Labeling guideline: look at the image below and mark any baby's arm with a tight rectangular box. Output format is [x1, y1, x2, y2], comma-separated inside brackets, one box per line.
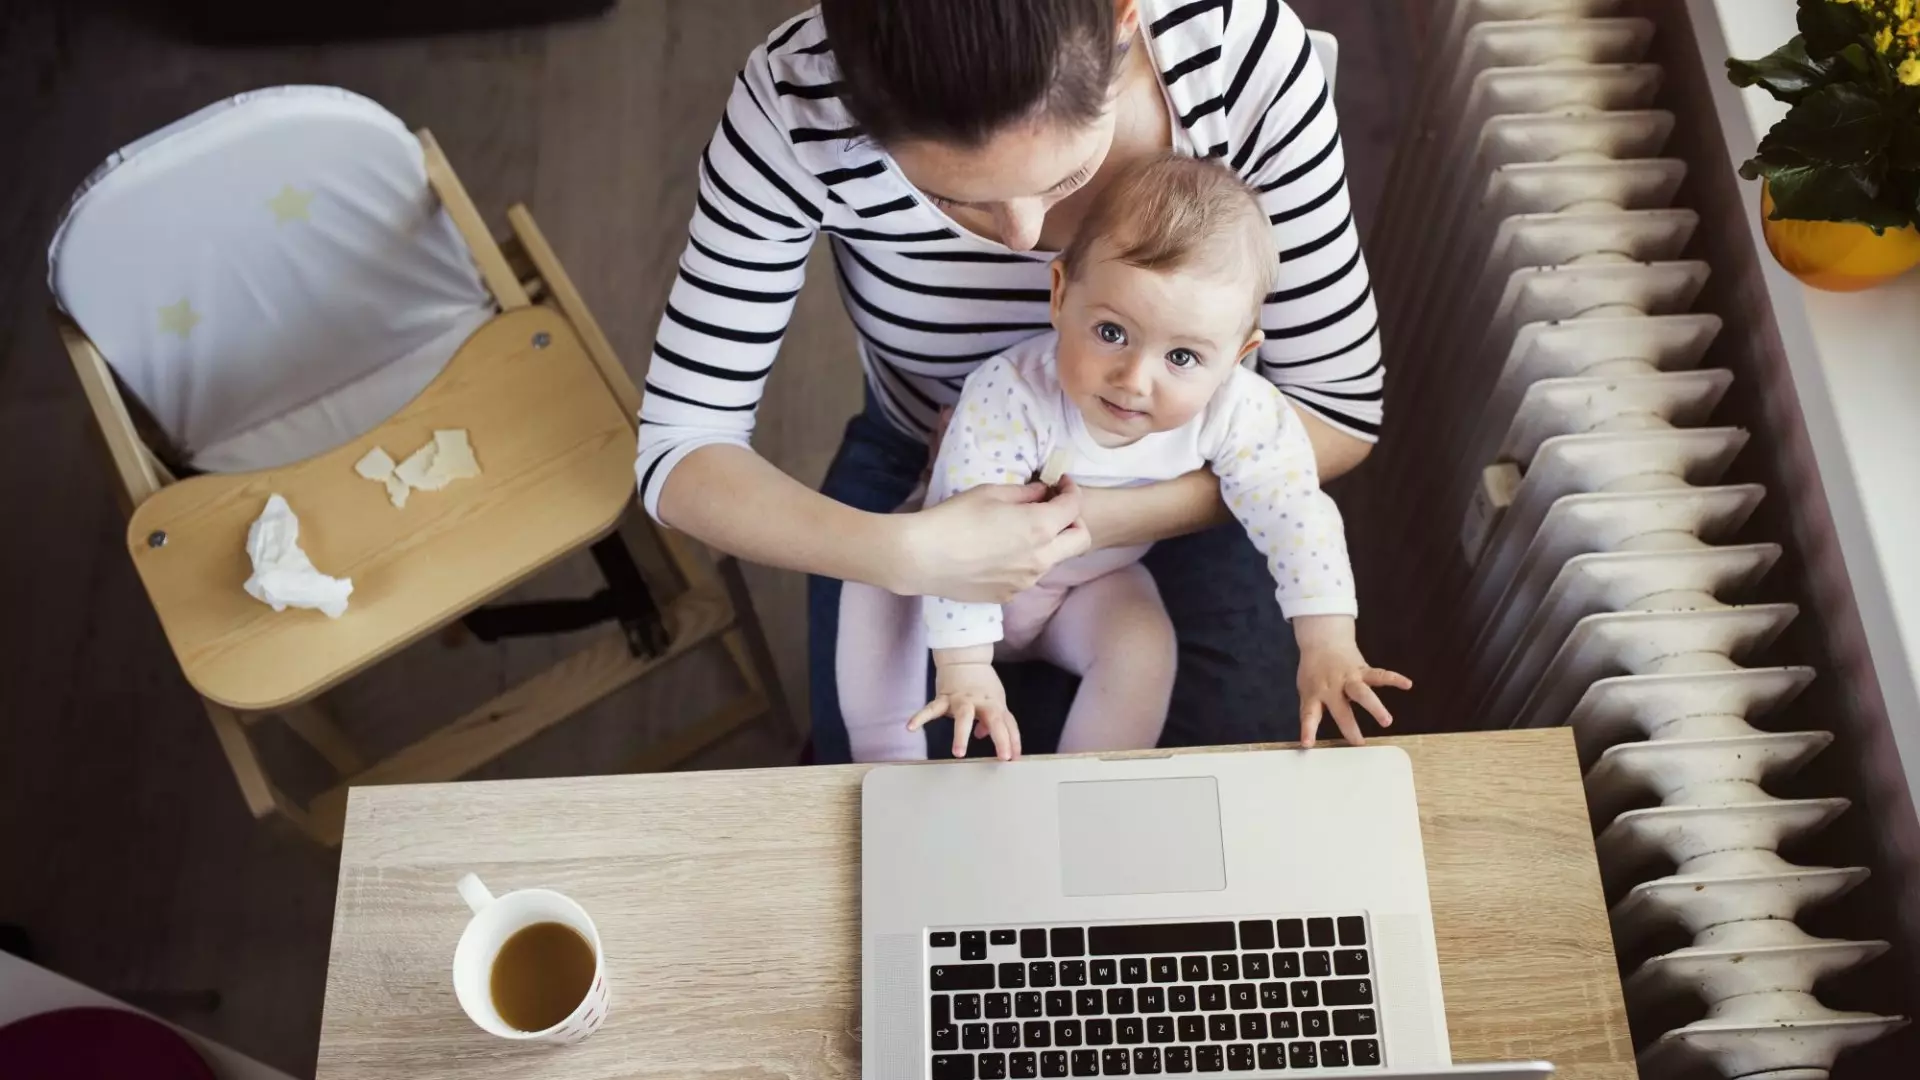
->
[1210, 377, 1410, 746]
[912, 359, 1051, 759]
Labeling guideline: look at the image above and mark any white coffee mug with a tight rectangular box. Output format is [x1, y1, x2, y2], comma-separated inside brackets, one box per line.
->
[453, 873, 610, 1043]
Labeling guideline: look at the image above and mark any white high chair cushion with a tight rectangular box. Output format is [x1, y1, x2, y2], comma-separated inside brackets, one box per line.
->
[48, 85, 494, 473]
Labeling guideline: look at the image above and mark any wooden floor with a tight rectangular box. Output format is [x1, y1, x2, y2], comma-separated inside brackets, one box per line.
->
[0, 1, 1412, 1074]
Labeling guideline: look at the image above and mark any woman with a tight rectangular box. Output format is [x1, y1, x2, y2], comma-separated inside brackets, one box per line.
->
[638, 0, 1382, 762]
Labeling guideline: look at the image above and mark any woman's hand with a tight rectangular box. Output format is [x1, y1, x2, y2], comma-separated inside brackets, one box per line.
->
[1293, 615, 1412, 748]
[891, 479, 1090, 602]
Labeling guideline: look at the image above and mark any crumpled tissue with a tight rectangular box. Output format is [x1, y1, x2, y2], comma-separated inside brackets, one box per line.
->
[243, 494, 353, 618]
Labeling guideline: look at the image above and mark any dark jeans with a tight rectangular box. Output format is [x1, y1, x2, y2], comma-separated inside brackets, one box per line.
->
[807, 396, 1302, 764]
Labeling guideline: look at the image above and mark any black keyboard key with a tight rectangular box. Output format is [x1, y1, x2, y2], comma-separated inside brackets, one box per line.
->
[933, 931, 958, 948]
[1002, 963, 1029, 989]
[1048, 991, 1074, 1017]
[935, 964, 997, 991]
[1334, 949, 1369, 976]
[965, 1023, 990, 1049]
[982, 1052, 1009, 1080]
[993, 1021, 1020, 1049]
[934, 1054, 976, 1080]
[1337, 916, 1367, 946]
[1032, 962, 1059, 987]
[1288, 1041, 1317, 1069]
[1107, 989, 1134, 1015]
[1061, 961, 1088, 987]
[1056, 1020, 1084, 1047]
[934, 1023, 959, 1051]
[1290, 982, 1318, 1008]
[1275, 920, 1305, 949]
[1086, 1019, 1114, 1045]
[1121, 958, 1149, 984]
[956, 994, 983, 1020]
[1178, 1015, 1206, 1042]
[1117, 1017, 1144, 1045]
[1241, 954, 1268, 980]
[1138, 987, 1165, 1013]
[1023, 929, 1051, 959]
[1196, 1046, 1224, 1072]
[1334, 1008, 1376, 1036]
[1238, 1014, 1266, 1041]
[936, 994, 954, 1027]
[1069, 1049, 1097, 1077]
[1148, 1016, 1175, 1043]
[1013, 1051, 1040, 1079]
[1269, 1012, 1298, 1039]
[1257, 1044, 1285, 1071]
[1151, 957, 1180, 983]
[1180, 956, 1209, 982]
[1164, 1047, 1193, 1074]
[1207, 1015, 1236, 1041]
[1199, 985, 1226, 1011]
[1320, 1040, 1349, 1067]
[1352, 1039, 1381, 1066]
[1102, 1048, 1132, 1075]
[1088, 922, 1236, 956]
[1306, 918, 1335, 948]
[989, 993, 1013, 1019]
[1322, 979, 1373, 1007]
[1236, 920, 1275, 950]
[965, 931, 989, 960]
[1077, 990, 1104, 1016]
[1210, 955, 1239, 981]
[1134, 1048, 1162, 1075]
[1259, 983, 1286, 1009]
[1301, 1011, 1329, 1039]
[1052, 928, 1087, 958]
[1304, 951, 1330, 978]
[1092, 960, 1119, 985]
[1228, 984, 1256, 1011]
[1169, 987, 1196, 1012]
[1226, 1044, 1254, 1072]
[993, 930, 1018, 946]
[1272, 952, 1301, 979]
[1026, 1021, 1052, 1048]
[1018, 993, 1043, 1018]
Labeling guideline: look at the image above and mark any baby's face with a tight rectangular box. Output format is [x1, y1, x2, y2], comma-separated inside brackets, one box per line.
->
[1050, 245, 1262, 445]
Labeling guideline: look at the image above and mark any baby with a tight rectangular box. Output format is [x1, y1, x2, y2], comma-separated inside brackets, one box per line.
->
[837, 154, 1407, 761]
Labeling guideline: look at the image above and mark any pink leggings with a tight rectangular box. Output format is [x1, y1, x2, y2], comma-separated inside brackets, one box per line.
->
[836, 563, 1177, 762]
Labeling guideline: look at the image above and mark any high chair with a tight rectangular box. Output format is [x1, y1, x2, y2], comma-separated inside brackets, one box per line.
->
[48, 86, 790, 845]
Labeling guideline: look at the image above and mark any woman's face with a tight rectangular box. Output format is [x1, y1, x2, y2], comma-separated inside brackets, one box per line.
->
[890, 110, 1118, 253]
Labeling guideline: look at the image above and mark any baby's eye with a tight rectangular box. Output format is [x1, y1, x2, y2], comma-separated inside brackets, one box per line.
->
[1095, 321, 1127, 345]
[1167, 348, 1201, 369]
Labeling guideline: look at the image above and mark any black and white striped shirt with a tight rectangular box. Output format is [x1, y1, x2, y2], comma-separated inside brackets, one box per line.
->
[636, 0, 1382, 518]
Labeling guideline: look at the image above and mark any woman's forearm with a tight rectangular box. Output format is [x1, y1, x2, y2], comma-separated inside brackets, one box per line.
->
[1298, 409, 1373, 481]
[1080, 469, 1231, 549]
[653, 443, 908, 589]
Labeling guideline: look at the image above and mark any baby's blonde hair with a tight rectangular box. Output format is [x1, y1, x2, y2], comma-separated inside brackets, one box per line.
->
[1058, 153, 1277, 333]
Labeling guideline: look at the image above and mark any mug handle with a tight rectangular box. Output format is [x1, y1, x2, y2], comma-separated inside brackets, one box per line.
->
[457, 873, 495, 914]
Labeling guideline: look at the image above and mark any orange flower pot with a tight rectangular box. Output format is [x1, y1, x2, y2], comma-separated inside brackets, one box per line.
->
[1761, 183, 1920, 292]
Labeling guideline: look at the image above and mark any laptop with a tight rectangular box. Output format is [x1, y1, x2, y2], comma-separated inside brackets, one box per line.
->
[861, 745, 1553, 1079]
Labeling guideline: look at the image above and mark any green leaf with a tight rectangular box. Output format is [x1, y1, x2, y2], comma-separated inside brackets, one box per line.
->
[1759, 83, 1892, 166]
[1798, 0, 1872, 56]
[1765, 162, 1913, 231]
[1727, 36, 1841, 102]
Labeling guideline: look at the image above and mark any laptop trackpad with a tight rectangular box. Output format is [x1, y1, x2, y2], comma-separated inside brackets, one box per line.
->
[1057, 777, 1227, 896]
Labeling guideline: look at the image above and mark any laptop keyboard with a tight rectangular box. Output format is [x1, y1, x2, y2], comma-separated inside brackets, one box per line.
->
[926, 917, 1379, 1078]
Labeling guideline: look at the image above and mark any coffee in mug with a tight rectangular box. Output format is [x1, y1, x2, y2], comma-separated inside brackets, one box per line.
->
[453, 874, 609, 1043]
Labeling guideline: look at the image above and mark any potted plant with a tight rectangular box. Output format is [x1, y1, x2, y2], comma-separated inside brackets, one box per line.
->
[1728, 0, 1920, 290]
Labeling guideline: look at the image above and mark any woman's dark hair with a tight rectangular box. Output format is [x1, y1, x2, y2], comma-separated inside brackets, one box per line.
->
[820, 0, 1119, 148]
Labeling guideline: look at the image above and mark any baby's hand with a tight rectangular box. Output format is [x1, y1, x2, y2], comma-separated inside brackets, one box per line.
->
[1293, 615, 1412, 748]
[909, 653, 1022, 761]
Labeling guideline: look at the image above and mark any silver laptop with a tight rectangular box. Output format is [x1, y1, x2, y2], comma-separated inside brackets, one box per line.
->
[861, 745, 1553, 1080]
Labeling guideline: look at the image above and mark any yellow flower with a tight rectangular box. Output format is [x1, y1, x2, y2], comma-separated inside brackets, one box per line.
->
[1901, 56, 1920, 83]
[1877, 25, 1895, 53]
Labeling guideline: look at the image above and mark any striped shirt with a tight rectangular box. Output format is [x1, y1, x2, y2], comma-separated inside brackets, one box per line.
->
[635, 0, 1383, 518]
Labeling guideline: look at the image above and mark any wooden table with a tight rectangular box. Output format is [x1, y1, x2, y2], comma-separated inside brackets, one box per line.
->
[315, 730, 1637, 1078]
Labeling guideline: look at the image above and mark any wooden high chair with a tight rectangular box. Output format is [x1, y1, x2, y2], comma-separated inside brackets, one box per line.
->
[55, 123, 790, 846]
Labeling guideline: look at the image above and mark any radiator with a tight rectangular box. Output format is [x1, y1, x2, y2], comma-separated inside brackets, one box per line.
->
[1360, 0, 1910, 1075]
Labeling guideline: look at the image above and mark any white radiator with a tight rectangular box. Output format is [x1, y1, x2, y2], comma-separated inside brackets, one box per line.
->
[1365, 1, 1910, 1075]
